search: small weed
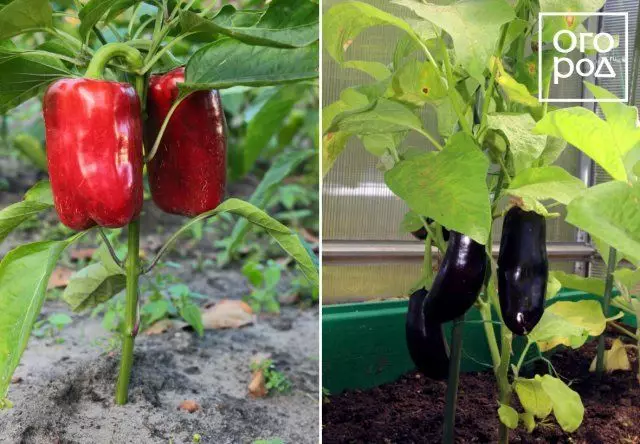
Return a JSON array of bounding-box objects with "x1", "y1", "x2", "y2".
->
[
  {"x1": 242, "y1": 260, "x2": 283, "y2": 313},
  {"x1": 251, "y1": 359, "x2": 291, "y2": 394},
  {"x1": 33, "y1": 313, "x2": 73, "y2": 342}
]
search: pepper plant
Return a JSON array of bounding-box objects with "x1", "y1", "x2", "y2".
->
[
  {"x1": 323, "y1": 0, "x2": 640, "y2": 442},
  {"x1": 0, "y1": 0, "x2": 319, "y2": 408}
]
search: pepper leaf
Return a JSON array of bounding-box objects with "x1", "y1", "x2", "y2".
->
[
  {"x1": 0, "y1": 234, "x2": 82, "y2": 404},
  {"x1": 62, "y1": 263, "x2": 126, "y2": 313},
  {"x1": 393, "y1": 0, "x2": 515, "y2": 83},
  {"x1": 506, "y1": 166, "x2": 586, "y2": 205},
  {"x1": 326, "y1": 98, "x2": 425, "y2": 136},
  {"x1": 182, "y1": 39, "x2": 318, "y2": 91},
  {"x1": 79, "y1": 0, "x2": 137, "y2": 39},
  {"x1": 180, "y1": 0, "x2": 318, "y2": 48},
  {"x1": 385, "y1": 132, "x2": 491, "y2": 244},
  {"x1": 0, "y1": 0, "x2": 52, "y2": 41},
  {"x1": 0, "y1": 181, "x2": 53, "y2": 244},
  {"x1": 566, "y1": 181, "x2": 640, "y2": 266},
  {"x1": 539, "y1": 0, "x2": 605, "y2": 43}
]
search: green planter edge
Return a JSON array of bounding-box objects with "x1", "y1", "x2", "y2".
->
[{"x1": 322, "y1": 289, "x2": 635, "y2": 394}]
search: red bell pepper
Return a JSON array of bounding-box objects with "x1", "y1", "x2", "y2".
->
[
  {"x1": 146, "y1": 67, "x2": 227, "y2": 217},
  {"x1": 44, "y1": 79, "x2": 144, "y2": 230},
  {"x1": 43, "y1": 44, "x2": 145, "y2": 231}
]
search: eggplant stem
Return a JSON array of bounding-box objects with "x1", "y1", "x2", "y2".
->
[{"x1": 442, "y1": 315, "x2": 465, "y2": 444}]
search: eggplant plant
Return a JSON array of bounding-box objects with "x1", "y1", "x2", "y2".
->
[{"x1": 323, "y1": 0, "x2": 640, "y2": 442}]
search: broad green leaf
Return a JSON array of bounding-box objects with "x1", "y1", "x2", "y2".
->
[
  {"x1": 326, "y1": 98, "x2": 424, "y2": 135},
  {"x1": 530, "y1": 300, "x2": 606, "y2": 351},
  {"x1": 503, "y1": 19, "x2": 528, "y2": 53},
  {"x1": 546, "y1": 274, "x2": 562, "y2": 299},
  {"x1": 360, "y1": 132, "x2": 406, "y2": 157},
  {"x1": 435, "y1": 88, "x2": 470, "y2": 138},
  {"x1": 487, "y1": 113, "x2": 547, "y2": 173},
  {"x1": 498, "y1": 404, "x2": 519, "y2": 429},
  {"x1": 164, "y1": 198, "x2": 318, "y2": 285},
  {"x1": 24, "y1": 181, "x2": 53, "y2": 205},
  {"x1": 180, "y1": 0, "x2": 318, "y2": 48},
  {"x1": 79, "y1": 0, "x2": 136, "y2": 39},
  {"x1": 534, "y1": 93, "x2": 640, "y2": 181},
  {"x1": 0, "y1": 48, "x2": 69, "y2": 113},
  {"x1": 614, "y1": 267, "x2": 640, "y2": 290},
  {"x1": 394, "y1": 0, "x2": 515, "y2": 82},
  {"x1": 401, "y1": 210, "x2": 424, "y2": 233},
  {"x1": 537, "y1": 137, "x2": 567, "y2": 167},
  {"x1": 323, "y1": 1, "x2": 416, "y2": 64},
  {"x1": 182, "y1": 39, "x2": 318, "y2": 91},
  {"x1": 323, "y1": 132, "x2": 350, "y2": 176},
  {"x1": 391, "y1": 59, "x2": 447, "y2": 107},
  {"x1": 515, "y1": 51, "x2": 556, "y2": 97},
  {"x1": 506, "y1": 166, "x2": 586, "y2": 205},
  {"x1": 567, "y1": 181, "x2": 640, "y2": 265},
  {"x1": 343, "y1": 61, "x2": 391, "y2": 81},
  {"x1": 62, "y1": 263, "x2": 126, "y2": 312},
  {"x1": 538, "y1": 374, "x2": 584, "y2": 433},
  {"x1": 385, "y1": 132, "x2": 491, "y2": 244},
  {"x1": 589, "y1": 338, "x2": 631, "y2": 372},
  {"x1": 520, "y1": 412, "x2": 536, "y2": 433},
  {"x1": 0, "y1": 0, "x2": 52, "y2": 40},
  {"x1": 539, "y1": 0, "x2": 605, "y2": 43},
  {"x1": 220, "y1": 151, "x2": 313, "y2": 264},
  {"x1": 491, "y1": 57, "x2": 540, "y2": 108},
  {"x1": 551, "y1": 271, "x2": 605, "y2": 296},
  {"x1": 514, "y1": 377, "x2": 553, "y2": 419},
  {"x1": 322, "y1": 88, "x2": 370, "y2": 133},
  {"x1": 0, "y1": 182, "x2": 53, "y2": 244},
  {"x1": 242, "y1": 83, "x2": 309, "y2": 173},
  {"x1": 0, "y1": 236, "x2": 80, "y2": 402}
]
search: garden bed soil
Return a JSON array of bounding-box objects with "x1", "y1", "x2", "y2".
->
[
  {"x1": 323, "y1": 336, "x2": 640, "y2": 444},
  {"x1": 0, "y1": 157, "x2": 320, "y2": 443}
]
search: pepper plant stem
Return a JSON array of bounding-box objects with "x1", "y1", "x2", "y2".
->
[
  {"x1": 596, "y1": 247, "x2": 617, "y2": 374},
  {"x1": 442, "y1": 316, "x2": 465, "y2": 444},
  {"x1": 115, "y1": 219, "x2": 141, "y2": 405}
]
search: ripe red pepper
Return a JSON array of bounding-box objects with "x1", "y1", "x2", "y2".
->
[
  {"x1": 44, "y1": 78, "x2": 144, "y2": 230},
  {"x1": 146, "y1": 67, "x2": 227, "y2": 217}
]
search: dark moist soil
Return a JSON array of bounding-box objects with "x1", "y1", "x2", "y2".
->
[{"x1": 323, "y1": 336, "x2": 640, "y2": 444}]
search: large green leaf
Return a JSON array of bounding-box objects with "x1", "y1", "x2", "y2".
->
[
  {"x1": 62, "y1": 263, "x2": 126, "y2": 312},
  {"x1": 0, "y1": 47, "x2": 70, "y2": 113},
  {"x1": 514, "y1": 378, "x2": 553, "y2": 419},
  {"x1": 391, "y1": 59, "x2": 447, "y2": 107},
  {"x1": 160, "y1": 198, "x2": 318, "y2": 285},
  {"x1": 567, "y1": 181, "x2": 640, "y2": 265},
  {"x1": 181, "y1": 0, "x2": 318, "y2": 48},
  {"x1": 0, "y1": 235, "x2": 81, "y2": 404},
  {"x1": 506, "y1": 166, "x2": 586, "y2": 205},
  {"x1": 0, "y1": 0, "x2": 52, "y2": 40},
  {"x1": 529, "y1": 300, "x2": 606, "y2": 351},
  {"x1": 182, "y1": 39, "x2": 318, "y2": 91},
  {"x1": 0, "y1": 181, "x2": 53, "y2": 244},
  {"x1": 220, "y1": 151, "x2": 313, "y2": 264},
  {"x1": 385, "y1": 132, "x2": 491, "y2": 244},
  {"x1": 323, "y1": 1, "x2": 416, "y2": 64},
  {"x1": 242, "y1": 83, "x2": 309, "y2": 173},
  {"x1": 393, "y1": 0, "x2": 515, "y2": 83},
  {"x1": 498, "y1": 404, "x2": 519, "y2": 429},
  {"x1": 539, "y1": 0, "x2": 605, "y2": 43},
  {"x1": 551, "y1": 271, "x2": 605, "y2": 296},
  {"x1": 79, "y1": 0, "x2": 136, "y2": 39},
  {"x1": 326, "y1": 98, "x2": 424, "y2": 136},
  {"x1": 538, "y1": 374, "x2": 584, "y2": 433},
  {"x1": 487, "y1": 113, "x2": 547, "y2": 174},
  {"x1": 323, "y1": 132, "x2": 351, "y2": 176}
]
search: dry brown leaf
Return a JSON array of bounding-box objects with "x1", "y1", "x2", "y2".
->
[
  {"x1": 69, "y1": 248, "x2": 96, "y2": 261},
  {"x1": 47, "y1": 267, "x2": 75, "y2": 289},
  {"x1": 248, "y1": 370, "x2": 267, "y2": 398},
  {"x1": 145, "y1": 319, "x2": 175, "y2": 335},
  {"x1": 202, "y1": 300, "x2": 255, "y2": 330},
  {"x1": 11, "y1": 376, "x2": 22, "y2": 384},
  {"x1": 178, "y1": 400, "x2": 200, "y2": 413}
]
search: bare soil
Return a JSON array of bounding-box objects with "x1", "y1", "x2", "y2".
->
[{"x1": 322, "y1": 336, "x2": 640, "y2": 444}]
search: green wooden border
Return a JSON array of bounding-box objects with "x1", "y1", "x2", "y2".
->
[{"x1": 322, "y1": 289, "x2": 635, "y2": 394}]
